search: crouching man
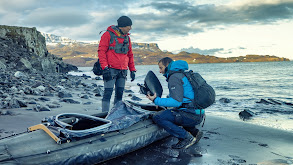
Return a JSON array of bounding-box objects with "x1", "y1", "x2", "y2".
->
[{"x1": 147, "y1": 57, "x2": 204, "y2": 149}]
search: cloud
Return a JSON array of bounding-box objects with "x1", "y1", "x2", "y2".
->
[
  {"x1": 0, "y1": 13, "x2": 22, "y2": 25},
  {"x1": 180, "y1": 47, "x2": 224, "y2": 55},
  {"x1": 0, "y1": 0, "x2": 38, "y2": 12},
  {"x1": 1, "y1": 0, "x2": 293, "y2": 52},
  {"x1": 21, "y1": 7, "x2": 93, "y2": 27},
  {"x1": 129, "y1": 0, "x2": 293, "y2": 41},
  {"x1": 145, "y1": 0, "x2": 293, "y2": 25}
]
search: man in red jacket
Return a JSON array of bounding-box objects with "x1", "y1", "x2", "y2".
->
[{"x1": 98, "y1": 16, "x2": 136, "y2": 112}]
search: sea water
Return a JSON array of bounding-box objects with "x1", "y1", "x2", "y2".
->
[{"x1": 69, "y1": 61, "x2": 293, "y2": 132}]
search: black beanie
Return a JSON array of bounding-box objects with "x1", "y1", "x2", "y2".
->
[{"x1": 117, "y1": 16, "x2": 132, "y2": 27}]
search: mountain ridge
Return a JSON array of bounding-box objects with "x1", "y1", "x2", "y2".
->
[{"x1": 42, "y1": 33, "x2": 290, "y2": 67}]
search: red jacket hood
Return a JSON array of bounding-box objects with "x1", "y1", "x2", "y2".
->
[{"x1": 107, "y1": 25, "x2": 130, "y2": 36}]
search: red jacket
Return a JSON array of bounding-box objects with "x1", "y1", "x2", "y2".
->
[{"x1": 98, "y1": 25, "x2": 136, "y2": 71}]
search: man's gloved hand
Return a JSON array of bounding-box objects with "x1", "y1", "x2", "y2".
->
[
  {"x1": 138, "y1": 83, "x2": 148, "y2": 95},
  {"x1": 130, "y1": 71, "x2": 136, "y2": 82},
  {"x1": 103, "y1": 67, "x2": 112, "y2": 81}
]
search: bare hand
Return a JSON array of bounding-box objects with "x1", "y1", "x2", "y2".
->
[{"x1": 146, "y1": 92, "x2": 157, "y2": 102}]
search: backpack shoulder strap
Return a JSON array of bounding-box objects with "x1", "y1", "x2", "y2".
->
[
  {"x1": 107, "y1": 29, "x2": 129, "y2": 45},
  {"x1": 107, "y1": 30, "x2": 115, "y2": 45},
  {"x1": 167, "y1": 70, "x2": 184, "y2": 81}
]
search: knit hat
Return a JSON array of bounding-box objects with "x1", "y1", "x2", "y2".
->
[{"x1": 117, "y1": 16, "x2": 132, "y2": 27}]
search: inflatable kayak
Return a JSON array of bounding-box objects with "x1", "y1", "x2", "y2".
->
[{"x1": 0, "y1": 100, "x2": 168, "y2": 165}]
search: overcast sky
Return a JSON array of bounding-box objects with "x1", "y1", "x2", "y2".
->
[{"x1": 1, "y1": 0, "x2": 293, "y2": 59}]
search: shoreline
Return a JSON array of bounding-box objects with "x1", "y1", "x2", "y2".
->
[
  {"x1": 1, "y1": 74, "x2": 293, "y2": 164},
  {"x1": 1, "y1": 74, "x2": 292, "y2": 138}
]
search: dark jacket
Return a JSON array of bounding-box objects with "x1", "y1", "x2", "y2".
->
[{"x1": 154, "y1": 60, "x2": 204, "y2": 114}]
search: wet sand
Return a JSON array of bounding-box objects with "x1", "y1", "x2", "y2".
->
[{"x1": 101, "y1": 115, "x2": 293, "y2": 165}]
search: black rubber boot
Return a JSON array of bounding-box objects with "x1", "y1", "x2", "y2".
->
[
  {"x1": 114, "y1": 87, "x2": 124, "y2": 104},
  {"x1": 102, "y1": 88, "x2": 113, "y2": 112}
]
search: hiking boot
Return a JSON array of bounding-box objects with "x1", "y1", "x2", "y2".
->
[
  {"x1": 172, "y1": 133, "x2": 196, "y2": 149},
  {"x1": 194, "y1": 131, "x2": 203, "y2": 144},
  {"x1": 187, "y1": 128, "x2": 203, "y2": 144},
  {"x1": 189, "y1": 128, "x2": 199, "y2": 137}
]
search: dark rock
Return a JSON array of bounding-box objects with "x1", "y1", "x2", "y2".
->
[
  {"x1": 268, "y1": 98, "x2": 282, "y2": 105},
  {"x1": 80, "y1": 83, "x2": 88, "y2": 87},
  {"x1": 219, "y1": 98, "x2": 231, "y2": 103},
  {"x1": 258, "y1": 143, "x2": 268, "y2": 147},
  {"x1": 256, "y1": 98, "x2": 292, "y2": 106},
  {"x1": 0, "y1": 110, "x2": 14, "y2": 116},
  {"x1": 4, "y1": 99, "x2": 21, "y2": 109},
  {"x1": 75, "y1": 80, "x2": 82, "y2": 86},
  {"x1": 94, "y1": 77, "x2": 102, "y2": 80},
  {"x1": 61, "y1": 99, "x2": 80, "y2": 104},
  {"x1": 81, "y1": 95, "x2": 89, "y2": 99},
  {"x1": 16, "y1": 99, "x2": 27, "y2": 107},
  {"x1": 83, "y1": 102, "x2": 92, "y2": 105},
  {"x1": 33, "y1": 104, "x2": 51, "y2": 112},
  {"x1": 93, "y1": 86, "x2": 104, "y2": 96},
  {"x1": 28, "y1": 101, "x2": 37, "y2": 104},
  {"x1": 131, "y1": 95, "x2": 142, "y2": 101},
  {"x1": 95, "y1": 93, "x2": 102, "y2": 97},
  {"x1": 23, "y1": 87, "x2": 34, "y2": 95},
  {"x1": 239, "y1": 109, "x2": 254, "y2": 120},
  {"x1": 124, "y1": 89, "x2": 134, "y2": 93},
  {"x1": 32, "y1": 89, "x2": 41, "y2": 96},
  {"x1": 43, "y1": 92, "x2": 54, "y2": 97},
  {"x1": 81, "y1": 74, "x2": 91, "y2": 79},
  {"x1": 91, "y1": 83, "x2": 98, "y2": 87},
  {"x1": 256, "y1": 99, "x2": 273, "y2": 105},
  {"x1": 38, "y1": 97, "x2": 51, "y2": 102},
  {"x1": 39, "y1": 106, "x2": 51, "y2": 111},
  {"x1": 46, "y1": 104, "x2": 61, "y2": 108},
  {"x1": 31, "y1": 82, "x2": 42, "y2": 88},
  {"x1": 284, "y1": 102, "x2": 293, "y2": 106},
  {"x1": 58, "y1": 91, "x2": 73, "y2": 98},
  {"x1": 268, "y1": 99, "x2": 293, "y2": 107}
]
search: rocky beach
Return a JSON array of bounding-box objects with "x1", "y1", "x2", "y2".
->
[
  {"x1": 1, "y1": 25, "x2": 293, "y2": 165},
  {"x1": 0, "y1": 25, "x2": 105, "y2": 139}
]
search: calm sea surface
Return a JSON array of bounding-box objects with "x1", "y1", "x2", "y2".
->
[{"x1": 70, "y1": 61, "x2": 293, "y2": 132}]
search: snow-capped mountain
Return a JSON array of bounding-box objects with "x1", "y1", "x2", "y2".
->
[
  {"x1": 41, "y1": 32, "x2": 159, "y2": 51},
  {"x1": 40, "y1": 32, "x2": 79, "y2": 45}
]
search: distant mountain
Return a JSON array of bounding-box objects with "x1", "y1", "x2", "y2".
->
[
  {"x1": 41, "y1": 32, "x2": 76, "y2": 45},
  {"x1": 40, "y1": 32, "x2": 100, "y2": 45},
  {"x1": 132, "y1": 43, "x2": 161, "y2": 52},
  {"x1": 41, "y1": 32, "x2": 159, "y2": 51},
  {"x1": 41, "y1": 33, "x2": 290, "y2": 67}
]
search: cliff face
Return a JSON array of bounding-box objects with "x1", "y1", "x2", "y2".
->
[
  {"x1": 0, "y1": 26, "x2": 49, "y2": 58},
  {"x1": 0, "y1": 25, "x2": 77, "y2": 73}
]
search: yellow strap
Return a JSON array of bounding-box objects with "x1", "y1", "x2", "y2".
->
[
  {"x1": 114, "y1": 30, "x2": 121, "y2": 37},
  {"x1": 28, "y1": 124, "x2": 61, "y2": 144}
]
